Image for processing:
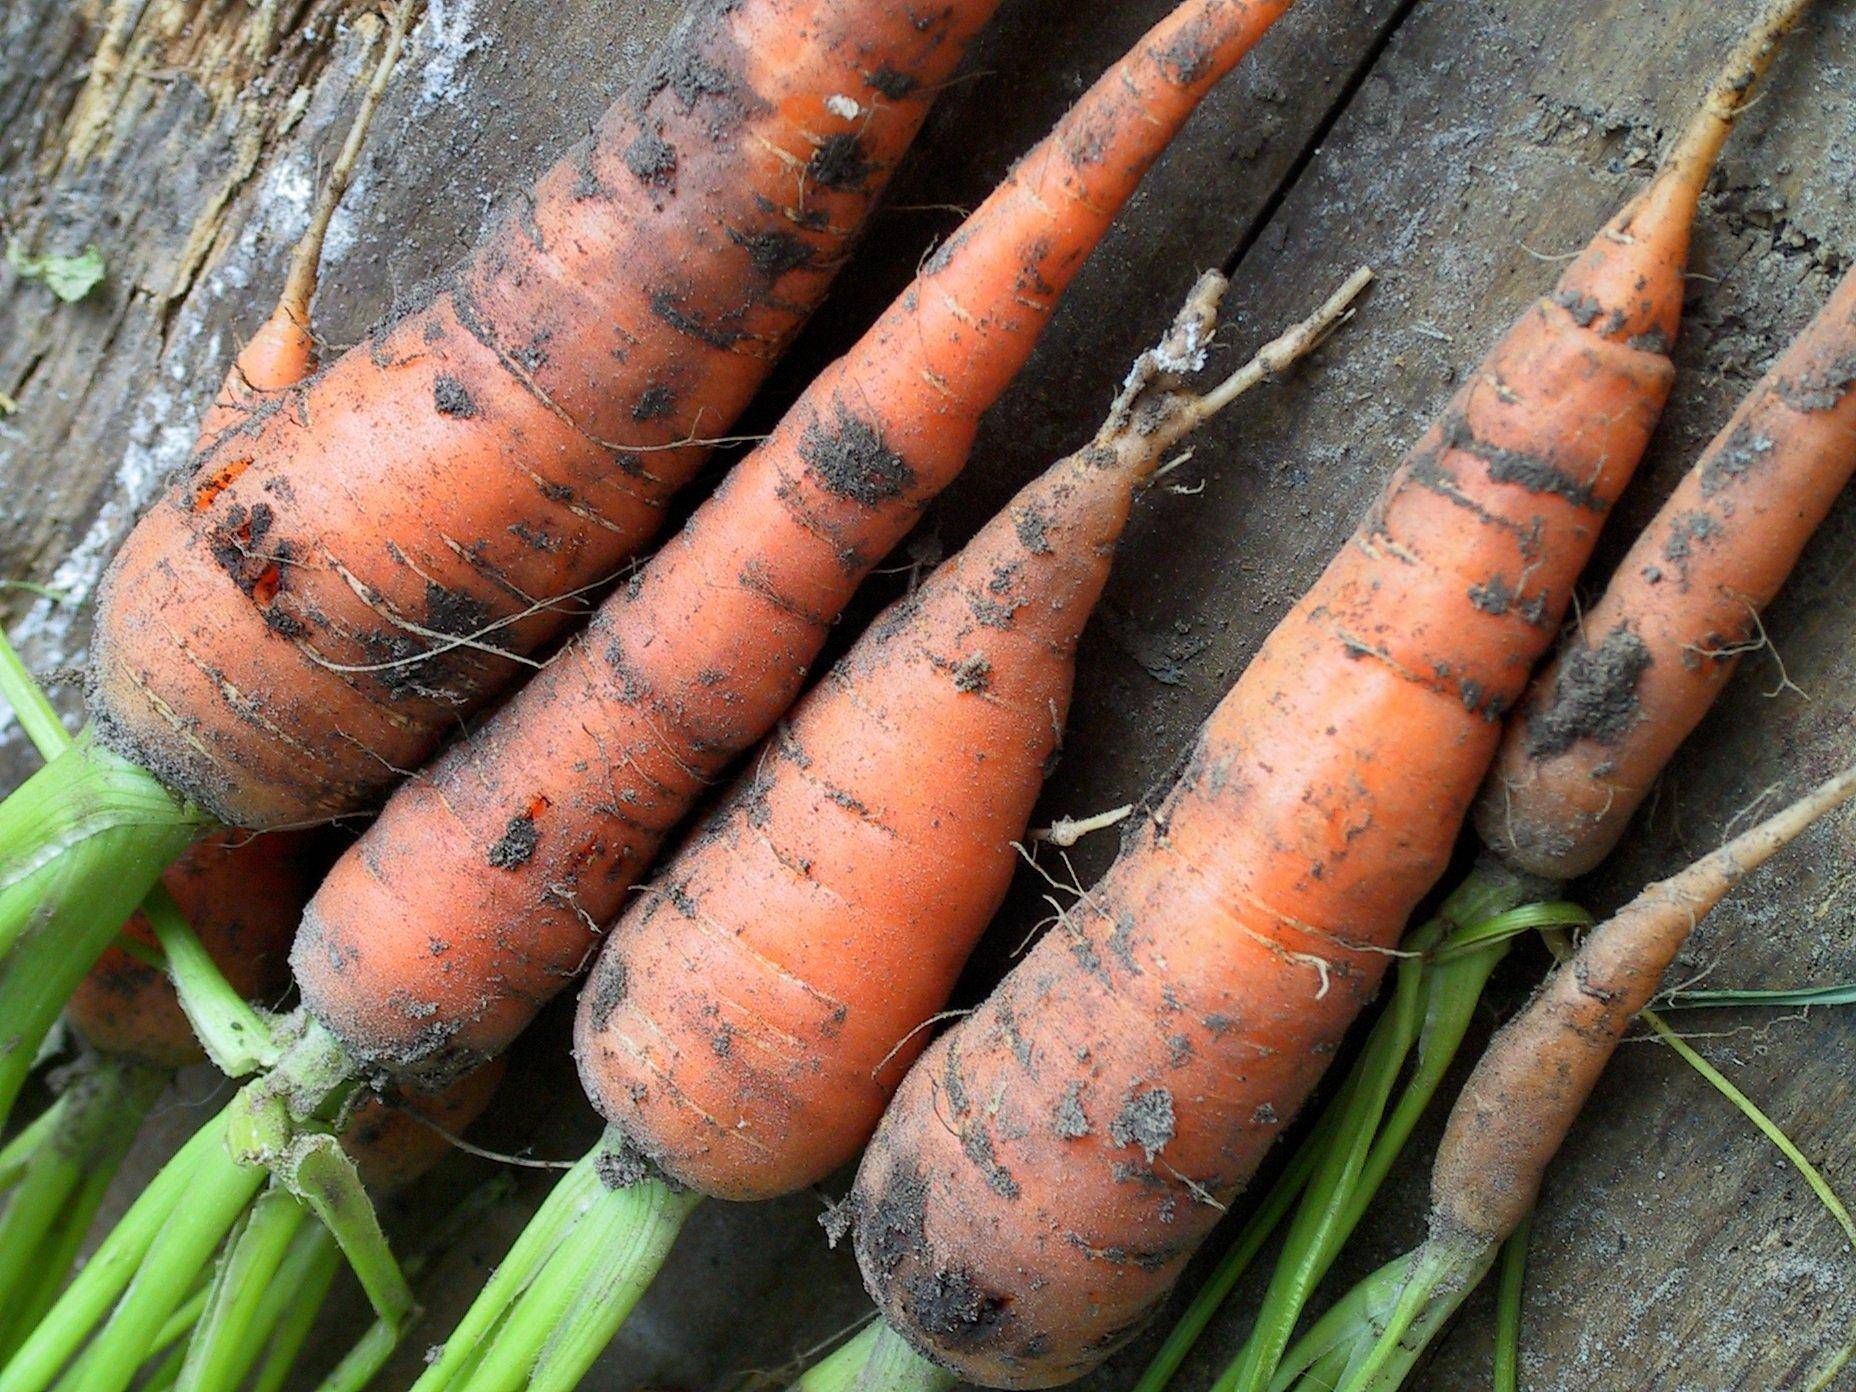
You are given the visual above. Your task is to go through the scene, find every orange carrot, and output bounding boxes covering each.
[847,4,1812,1379]
[578,269,1368,1202]
[1138,261,1855,1392]
[0,0,998,1136]
[1301,767,1856,1392]
[296,0,1300,1085]
[89,0,998,830]
[402,263,1367,1392]
[1479,266,1856,878]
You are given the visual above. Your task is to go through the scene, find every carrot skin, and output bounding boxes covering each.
[65,831,313,1070]
[339,1055,506,1193]
[572,434,1141,1202]
[1439,765,1856,1246]
[849,126,1712,1392]
[295,0,1296,1083]
[88,0,996,830]
[1479,268,1856,878]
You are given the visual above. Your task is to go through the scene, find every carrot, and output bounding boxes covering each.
[295,0,1300,1087]
[399,263,1368,1392]
[847,4,1814,1381]
[0,830,312,1361]
[1479,265,1856,878]
[0,0,994,1133]
[1146,247,1854,1392]
[1285,766,1856,1392]
[91,0,996,831]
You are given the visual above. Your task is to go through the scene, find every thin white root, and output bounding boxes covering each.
[1190,264,1375,422]
[1033,803,1134,847]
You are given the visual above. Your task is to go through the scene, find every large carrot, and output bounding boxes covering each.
[1272,767,1856,1392]
[0,0,997,1132]
[846,4,1814,1382]
[2,11,1301,1386]
[1141,262,1856,1392]
[1479,266,1856,877]
[400,265,1368,1392]
[295,0,1300,1087]
[92,0,995,830]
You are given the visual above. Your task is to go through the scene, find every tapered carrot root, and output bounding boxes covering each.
[1300,768,1856,1392]
[1437,765,1856,1247]
[850,4,1813,1379]
[1479,267,1856,878]
[89,0,997,830]
[195,0,417,446]
[401,263,1367,1392]
[576,267,1372,1202]
[296,0,1301,1084]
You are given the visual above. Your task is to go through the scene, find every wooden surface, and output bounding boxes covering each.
[3,1,1855,1389]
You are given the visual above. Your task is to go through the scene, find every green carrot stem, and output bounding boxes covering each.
[0,1096,67,1191]
[56,1128,268,1392]
[278,1133,413,1328]
[851,1325,954,1392]
[791,1324,883,1392]
[0,1160,119,1362]
[148,1280,213,1362]
[0,1054,164,1343]
[175,1185,308,1392]
[1492,1215,1530,1392]
[1286,1340,1353,1392]
[245,1224,343,1392]
[1331,1242,1481,1392]
[1267,1251,1420,1392]
[474,1168,699,1392]
[1221,938,1435,1392]
[140,887,280,1076]
[409,1150,607,1392]
[0,731,205,1127]
[0,1104,226,1392]
[0,625,72,761]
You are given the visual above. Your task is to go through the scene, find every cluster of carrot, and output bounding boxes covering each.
[0,0,1852,1389]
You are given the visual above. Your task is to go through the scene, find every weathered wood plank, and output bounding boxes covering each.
[2,0,1854,1388]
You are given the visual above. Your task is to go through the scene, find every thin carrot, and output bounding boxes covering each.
[401,263,1366,1392]
[848,3,1814,1380]
[1479,265,1856,878]
[0,0,995,1135]
[1310,766,1856,1392]
[295,0,1301,1087]
[1159,238,1853,1392]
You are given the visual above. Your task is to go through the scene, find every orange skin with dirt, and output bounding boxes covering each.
[340,1055,506,1193]
[1441,767,1855,1245]
[66,831,313,1070]
[88,0,996,831]
[295,0,1297,1082]
[1477,268,1856,879]
[850,161,1709,1387]
[572,421,1153,1202]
